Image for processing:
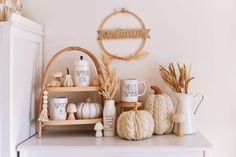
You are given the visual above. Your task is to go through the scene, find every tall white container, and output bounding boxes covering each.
[74,56,90,86]
[103,100,116,137]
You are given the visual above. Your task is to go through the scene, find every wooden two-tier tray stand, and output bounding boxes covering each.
[38,46,103,138]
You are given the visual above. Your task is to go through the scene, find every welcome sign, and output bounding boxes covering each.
[97,8,150,62]
[98,28,150,40]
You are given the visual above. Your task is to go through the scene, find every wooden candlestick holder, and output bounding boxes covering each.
[116,101,142,114]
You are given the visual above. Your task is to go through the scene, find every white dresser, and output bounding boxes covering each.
[17,131,212,157]
[0,14,43,157]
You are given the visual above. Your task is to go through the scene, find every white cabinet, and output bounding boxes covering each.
[17,131,212,157]
[0,13,43,157]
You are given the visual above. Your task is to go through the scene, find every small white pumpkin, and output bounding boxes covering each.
[50,80,61,87]
[144,86,175,135]
[117,106,154,141]
[76,98,102,119]
[62,68,74,87]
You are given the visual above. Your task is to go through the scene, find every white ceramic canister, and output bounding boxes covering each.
[103,100,116,137]
[74,56,90,86]
[50,97,68,120]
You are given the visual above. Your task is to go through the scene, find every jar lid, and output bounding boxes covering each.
[74,56,89,66]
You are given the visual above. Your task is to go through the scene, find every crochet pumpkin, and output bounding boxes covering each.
[117,105,154,141]
[144,86,174,135]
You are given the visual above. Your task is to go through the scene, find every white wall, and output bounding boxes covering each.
[21,0,236,157]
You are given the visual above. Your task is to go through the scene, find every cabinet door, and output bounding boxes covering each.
[0,23,11,157]
[10,25,43,157]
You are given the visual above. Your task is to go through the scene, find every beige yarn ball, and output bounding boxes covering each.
[117,109,154,141]
[144,86,175,135]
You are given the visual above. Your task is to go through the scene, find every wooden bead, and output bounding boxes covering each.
[43,95,48,99]
[43,90,48,95]
[43,100,48,104]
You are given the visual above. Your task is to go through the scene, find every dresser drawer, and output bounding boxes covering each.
[20,150,203,157]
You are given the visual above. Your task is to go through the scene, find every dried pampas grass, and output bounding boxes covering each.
[98,54,119,100]
[159,63,194,94]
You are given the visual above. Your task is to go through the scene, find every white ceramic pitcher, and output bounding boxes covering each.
[173,93,204,135]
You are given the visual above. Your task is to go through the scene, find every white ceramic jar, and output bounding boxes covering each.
[74,56,90,86]
[50,97,68,120]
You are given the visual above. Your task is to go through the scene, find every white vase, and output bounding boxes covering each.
[103,100,116,137]
[173,93,204,134]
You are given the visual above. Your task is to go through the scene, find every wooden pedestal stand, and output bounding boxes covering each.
[116,101,142,114]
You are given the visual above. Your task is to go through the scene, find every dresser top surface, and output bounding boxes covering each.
[17,130,212,152]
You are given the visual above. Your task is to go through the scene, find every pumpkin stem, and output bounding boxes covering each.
[66,68,70,75]
[133,103,139,111]
[151,86,162,95]
[86,98,91,103]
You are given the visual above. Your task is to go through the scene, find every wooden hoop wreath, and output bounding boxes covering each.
[98,8,150,62]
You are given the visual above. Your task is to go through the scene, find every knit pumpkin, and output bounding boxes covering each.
[144,86,174,135]
[117,105,154,141]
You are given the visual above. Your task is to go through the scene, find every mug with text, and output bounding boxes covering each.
[120,79,146,102]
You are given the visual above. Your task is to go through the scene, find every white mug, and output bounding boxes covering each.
[120,79,146,102]
[50,97,68,120]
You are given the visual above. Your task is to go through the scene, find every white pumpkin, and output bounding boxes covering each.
[76,98,102,119]
[63,74,74,87]
[62,68,74,87]
[144,86,174,135]
[117,106,154,141]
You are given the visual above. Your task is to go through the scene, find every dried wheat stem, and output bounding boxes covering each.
[98,54,119,100]
[159,63,194,94]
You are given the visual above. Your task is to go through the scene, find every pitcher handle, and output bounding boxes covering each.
[193,93,204,115]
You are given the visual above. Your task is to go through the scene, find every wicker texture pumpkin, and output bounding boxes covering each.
[117,106,154,141]
[144,86,174,135]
